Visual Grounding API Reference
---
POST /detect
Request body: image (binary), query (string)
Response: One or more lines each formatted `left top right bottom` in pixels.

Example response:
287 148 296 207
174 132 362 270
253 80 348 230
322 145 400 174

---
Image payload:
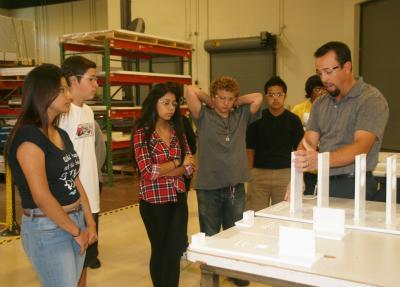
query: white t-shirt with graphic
58 103 100 213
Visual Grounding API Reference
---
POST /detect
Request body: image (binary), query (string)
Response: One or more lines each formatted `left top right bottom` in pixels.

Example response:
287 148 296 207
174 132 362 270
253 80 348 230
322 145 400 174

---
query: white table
188 215 400 287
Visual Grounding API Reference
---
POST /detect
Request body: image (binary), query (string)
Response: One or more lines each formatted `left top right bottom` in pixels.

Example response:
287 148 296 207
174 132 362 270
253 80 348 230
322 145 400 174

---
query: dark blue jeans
196 183 245 236
329 173 378 200
304 172 317 195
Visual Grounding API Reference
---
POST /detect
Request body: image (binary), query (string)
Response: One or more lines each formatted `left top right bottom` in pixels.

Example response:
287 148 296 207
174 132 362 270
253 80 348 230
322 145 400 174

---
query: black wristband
72 228 80 237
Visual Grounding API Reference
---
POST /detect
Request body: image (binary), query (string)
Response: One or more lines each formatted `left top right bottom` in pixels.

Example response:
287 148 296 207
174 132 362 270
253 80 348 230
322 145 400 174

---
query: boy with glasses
59 55 100 287
246 76 304 211
186 76 262 286
287 41 389 200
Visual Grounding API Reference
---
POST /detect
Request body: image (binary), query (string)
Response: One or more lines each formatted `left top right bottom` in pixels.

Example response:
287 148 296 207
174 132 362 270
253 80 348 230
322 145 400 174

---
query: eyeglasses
76 75 98 82
215 95 237 102
159 99 178 108
266 92 285 98
313 87 327 93
316 66 340 77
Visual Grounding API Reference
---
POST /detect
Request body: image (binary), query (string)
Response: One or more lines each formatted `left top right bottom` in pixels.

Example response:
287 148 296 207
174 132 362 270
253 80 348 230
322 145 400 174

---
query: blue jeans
21 209 86 287
196 183 245 236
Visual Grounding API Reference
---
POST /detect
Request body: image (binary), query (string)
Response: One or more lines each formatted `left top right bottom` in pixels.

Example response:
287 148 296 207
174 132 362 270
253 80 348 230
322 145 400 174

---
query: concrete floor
0 174 269 287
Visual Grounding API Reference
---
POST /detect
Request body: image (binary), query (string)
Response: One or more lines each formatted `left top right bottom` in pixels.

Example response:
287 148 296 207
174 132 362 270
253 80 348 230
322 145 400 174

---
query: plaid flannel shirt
133 127 190 204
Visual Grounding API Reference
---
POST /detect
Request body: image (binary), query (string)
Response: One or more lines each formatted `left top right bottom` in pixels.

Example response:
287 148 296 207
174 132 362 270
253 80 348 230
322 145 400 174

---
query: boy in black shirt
246 76 304 211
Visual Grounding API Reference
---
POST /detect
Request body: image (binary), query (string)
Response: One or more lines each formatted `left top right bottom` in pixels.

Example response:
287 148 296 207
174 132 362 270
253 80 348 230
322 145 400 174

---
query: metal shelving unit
0 79 23 236
60 30 192 185
0 80 23 151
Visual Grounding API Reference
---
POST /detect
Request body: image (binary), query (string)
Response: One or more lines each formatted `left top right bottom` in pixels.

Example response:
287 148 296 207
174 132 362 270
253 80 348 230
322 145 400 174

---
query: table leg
201 267 219 287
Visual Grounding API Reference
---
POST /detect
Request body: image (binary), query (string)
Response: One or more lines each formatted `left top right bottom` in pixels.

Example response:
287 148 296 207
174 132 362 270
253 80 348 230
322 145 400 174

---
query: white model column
317 152 330 208
385 155 397 225
290 152 303 213
354 154 367 222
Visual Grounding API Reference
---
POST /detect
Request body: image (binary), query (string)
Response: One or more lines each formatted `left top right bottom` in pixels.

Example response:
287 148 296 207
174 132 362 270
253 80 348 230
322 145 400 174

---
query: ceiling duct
0 0 81 10
204 32 276 53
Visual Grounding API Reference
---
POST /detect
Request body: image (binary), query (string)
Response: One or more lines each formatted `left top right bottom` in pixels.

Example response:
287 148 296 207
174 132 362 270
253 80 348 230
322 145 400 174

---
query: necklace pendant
225 136 230 142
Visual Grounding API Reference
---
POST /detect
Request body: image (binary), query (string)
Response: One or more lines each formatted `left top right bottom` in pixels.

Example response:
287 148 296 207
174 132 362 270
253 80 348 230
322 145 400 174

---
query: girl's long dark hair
132 82 186 164
4 64 63 160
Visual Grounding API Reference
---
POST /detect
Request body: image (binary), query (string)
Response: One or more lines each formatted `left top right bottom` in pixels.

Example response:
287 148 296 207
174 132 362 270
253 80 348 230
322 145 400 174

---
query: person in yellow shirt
292 75 326 194
292 75 326 127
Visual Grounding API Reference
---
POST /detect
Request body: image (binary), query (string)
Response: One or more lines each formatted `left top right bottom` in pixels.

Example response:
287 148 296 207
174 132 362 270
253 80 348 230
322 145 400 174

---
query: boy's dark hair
61 55 96 84
305 75 323 98
314 41 352 67
264 76 287 94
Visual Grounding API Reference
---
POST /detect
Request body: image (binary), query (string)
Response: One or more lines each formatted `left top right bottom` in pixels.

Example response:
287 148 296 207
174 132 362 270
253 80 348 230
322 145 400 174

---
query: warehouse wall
9 0 108 65
1 0 368 107
129 0 367 107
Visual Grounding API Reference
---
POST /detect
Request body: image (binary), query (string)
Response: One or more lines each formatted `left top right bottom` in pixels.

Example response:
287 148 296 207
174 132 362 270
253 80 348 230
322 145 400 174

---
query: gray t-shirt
307 78 389 175
94 121 106 183
193 104 253 189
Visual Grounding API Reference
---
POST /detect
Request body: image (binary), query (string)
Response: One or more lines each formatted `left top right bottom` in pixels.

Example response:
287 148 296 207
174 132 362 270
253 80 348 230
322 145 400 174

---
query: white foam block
317 152 330 208
243 210 255 226
386 155 397 225
191 232 206 247
354 154 367 222
279 225 315 260
235 210 255 227
290 152 303 213
313 207 345 240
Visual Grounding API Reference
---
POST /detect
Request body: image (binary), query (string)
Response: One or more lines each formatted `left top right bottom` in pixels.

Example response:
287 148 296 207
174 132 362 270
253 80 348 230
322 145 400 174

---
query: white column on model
290 152 303 213
354 154 367 222
317 152 330 208
385 155 397 225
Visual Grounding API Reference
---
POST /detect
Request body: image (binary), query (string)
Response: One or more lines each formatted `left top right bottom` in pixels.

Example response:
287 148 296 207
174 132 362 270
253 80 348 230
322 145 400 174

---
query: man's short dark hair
264 76 287 94
314 41 352 67
62 55 96 84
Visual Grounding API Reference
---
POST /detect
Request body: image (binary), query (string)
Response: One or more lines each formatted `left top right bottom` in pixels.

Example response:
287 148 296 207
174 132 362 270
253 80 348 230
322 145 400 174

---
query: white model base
256 197 400 235
191 217 322 268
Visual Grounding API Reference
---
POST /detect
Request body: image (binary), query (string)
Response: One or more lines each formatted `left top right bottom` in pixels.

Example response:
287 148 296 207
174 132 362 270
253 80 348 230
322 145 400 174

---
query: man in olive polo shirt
287 41 389 200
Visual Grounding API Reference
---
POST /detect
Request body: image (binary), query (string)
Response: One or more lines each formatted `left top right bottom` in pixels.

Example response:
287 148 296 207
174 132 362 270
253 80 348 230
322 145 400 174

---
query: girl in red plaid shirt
132 82 195 287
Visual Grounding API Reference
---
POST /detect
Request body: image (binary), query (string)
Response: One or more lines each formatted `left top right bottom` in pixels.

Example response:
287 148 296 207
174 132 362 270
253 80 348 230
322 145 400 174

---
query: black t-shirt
246 109 304 169
182 116 197 155
8 124 80 208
